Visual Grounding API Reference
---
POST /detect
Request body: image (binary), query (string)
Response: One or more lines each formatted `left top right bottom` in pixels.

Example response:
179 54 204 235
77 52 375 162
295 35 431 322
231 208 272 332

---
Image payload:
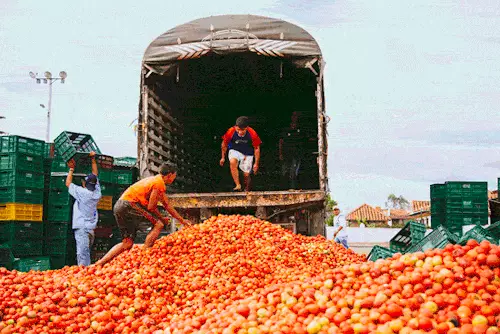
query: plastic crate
460 225 498 245
0 135 45 157
54 131 101 163
0 170 45 189
44 238 68 256
486 221 500 240
45 222 71 240
48 190 72 206
445 213 488 229
0 203 43 221
97 196 113 211
445 181 488 197
98 211 116 227
1 239 43 258
113 184 129 201
99 182 115 196
114 170 135 185
0 221 44 241
430 183 446 199
0 244 14 270
367 245 395 261
445 197 488 214
0 187 44 204
389 221 427 253
113 157 137 168
13 256 51 272
406 225 459 253
47 204 72 222
99 170 114 183
50 255 67 269
0 153 44 171
49 175 84 190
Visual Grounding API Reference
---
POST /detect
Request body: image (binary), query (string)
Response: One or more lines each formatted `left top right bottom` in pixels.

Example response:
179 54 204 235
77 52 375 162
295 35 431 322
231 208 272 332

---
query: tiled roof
382 208 410 219
347 204 388 222
411 200 430 213
489 190 498 200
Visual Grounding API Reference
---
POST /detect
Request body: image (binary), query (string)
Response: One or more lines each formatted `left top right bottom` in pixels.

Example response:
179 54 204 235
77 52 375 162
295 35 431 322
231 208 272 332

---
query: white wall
326 226 400 243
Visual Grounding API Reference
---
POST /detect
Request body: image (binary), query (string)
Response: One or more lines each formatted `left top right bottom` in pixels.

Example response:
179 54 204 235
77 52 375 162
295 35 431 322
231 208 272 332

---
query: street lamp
29 71 67 142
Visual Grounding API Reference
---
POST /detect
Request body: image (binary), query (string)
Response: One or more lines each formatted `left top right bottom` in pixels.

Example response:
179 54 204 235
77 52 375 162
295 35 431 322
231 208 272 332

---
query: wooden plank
148 98 175 133
147 90 181 128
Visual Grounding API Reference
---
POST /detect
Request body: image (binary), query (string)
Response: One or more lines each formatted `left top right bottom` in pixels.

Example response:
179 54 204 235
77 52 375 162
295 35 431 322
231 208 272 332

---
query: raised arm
89 151 98 176
65 159 76 187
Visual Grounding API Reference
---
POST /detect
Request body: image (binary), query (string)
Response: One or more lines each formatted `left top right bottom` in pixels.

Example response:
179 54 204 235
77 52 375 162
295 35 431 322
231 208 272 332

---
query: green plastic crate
99 170 114 183
460 225 498 245
113 157 137 168
113 184 129 201
0 135 45 157
430 184 446 199
0 221 44 242
100 182 116 196
45 222 71 240
445 181 488 197
114 170 134 185
1 239 43 258
47 204 72 222
0 169 45 189
44 238 68 256
98 211 116 227
486 221 500 240
389 221 427 253
51 156 91 174
445 197 488 214
0 244 14 270
50 255 67 269
48 190 72 206
49 175 84 190
54 131 101 163
13 256 51 272
406 225 459 253
0 187 44 204
445 213 488 229
0 153 44 171
367 245 395 261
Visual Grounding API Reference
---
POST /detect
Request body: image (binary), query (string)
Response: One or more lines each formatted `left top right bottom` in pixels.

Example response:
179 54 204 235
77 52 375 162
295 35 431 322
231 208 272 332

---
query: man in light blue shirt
66 151 102 266
333 206 349 249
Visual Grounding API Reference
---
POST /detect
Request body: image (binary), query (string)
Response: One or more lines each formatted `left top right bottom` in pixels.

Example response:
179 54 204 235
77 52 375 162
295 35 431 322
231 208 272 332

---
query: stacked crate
0 136 46 270
430 181 488 237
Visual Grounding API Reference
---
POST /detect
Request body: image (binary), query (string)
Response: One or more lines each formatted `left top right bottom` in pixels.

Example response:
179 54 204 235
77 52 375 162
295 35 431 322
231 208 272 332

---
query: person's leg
241 155 253 191
144 221 165 248
243 173 251 191
75 229 91 266
290 158 301 189
94 238 133 266
230 159 241 190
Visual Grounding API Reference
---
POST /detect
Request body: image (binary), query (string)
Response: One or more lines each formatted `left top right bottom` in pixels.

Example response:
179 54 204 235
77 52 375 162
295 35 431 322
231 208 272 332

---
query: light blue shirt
69 180 102 230
334 214 348 240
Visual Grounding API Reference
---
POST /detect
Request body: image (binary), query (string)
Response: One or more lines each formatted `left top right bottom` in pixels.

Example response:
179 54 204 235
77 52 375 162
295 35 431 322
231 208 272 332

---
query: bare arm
160 193 188 225
65 159 75 187
220 141 228 166
253 146 261 174
90 151 98 176
148 189 160 212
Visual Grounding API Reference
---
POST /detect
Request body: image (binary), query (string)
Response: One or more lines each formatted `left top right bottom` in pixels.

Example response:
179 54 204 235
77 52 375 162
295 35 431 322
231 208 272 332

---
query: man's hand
219 158 225 167
67 159 76 169
253 163 259 174
89 151 96 159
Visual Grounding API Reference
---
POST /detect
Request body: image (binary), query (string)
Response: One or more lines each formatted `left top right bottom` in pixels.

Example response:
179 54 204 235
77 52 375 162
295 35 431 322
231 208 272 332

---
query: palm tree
386 194 410 210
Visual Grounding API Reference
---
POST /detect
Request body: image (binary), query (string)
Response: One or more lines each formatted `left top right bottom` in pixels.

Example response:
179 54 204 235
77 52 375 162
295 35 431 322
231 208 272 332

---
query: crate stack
430 181 488 237
0 135 48 270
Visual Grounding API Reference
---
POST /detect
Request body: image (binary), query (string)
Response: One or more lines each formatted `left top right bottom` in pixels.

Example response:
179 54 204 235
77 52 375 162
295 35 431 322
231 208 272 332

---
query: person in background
95 162 190 266
333 206 349 249
66 151 101 266
220 116 262 191
279 111 305 190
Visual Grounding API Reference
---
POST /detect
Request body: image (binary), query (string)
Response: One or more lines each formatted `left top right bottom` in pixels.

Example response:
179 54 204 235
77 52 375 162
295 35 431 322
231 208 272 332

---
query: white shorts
228 149 254 174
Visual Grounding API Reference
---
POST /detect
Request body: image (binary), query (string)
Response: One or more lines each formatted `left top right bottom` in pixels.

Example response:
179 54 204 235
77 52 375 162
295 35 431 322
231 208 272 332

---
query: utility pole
29 71 67 142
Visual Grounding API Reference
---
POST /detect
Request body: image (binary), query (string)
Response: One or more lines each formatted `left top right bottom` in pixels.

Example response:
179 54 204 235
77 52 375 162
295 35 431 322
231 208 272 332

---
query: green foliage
325 193 337 212
385 194 410 210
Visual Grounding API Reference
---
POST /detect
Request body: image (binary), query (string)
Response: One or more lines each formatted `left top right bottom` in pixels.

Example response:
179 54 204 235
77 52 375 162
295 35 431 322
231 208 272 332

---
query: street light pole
29 71 67 142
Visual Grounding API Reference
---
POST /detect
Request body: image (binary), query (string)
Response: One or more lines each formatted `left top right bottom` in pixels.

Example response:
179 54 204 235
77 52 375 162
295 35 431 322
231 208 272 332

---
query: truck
137 14 329 236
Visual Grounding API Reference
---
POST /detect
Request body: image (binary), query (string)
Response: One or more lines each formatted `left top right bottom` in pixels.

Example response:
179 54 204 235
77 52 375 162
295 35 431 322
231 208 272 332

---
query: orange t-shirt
120 175 166 207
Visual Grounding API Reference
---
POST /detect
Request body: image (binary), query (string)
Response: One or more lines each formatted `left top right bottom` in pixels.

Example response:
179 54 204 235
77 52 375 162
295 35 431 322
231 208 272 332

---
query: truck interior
146 53 320 193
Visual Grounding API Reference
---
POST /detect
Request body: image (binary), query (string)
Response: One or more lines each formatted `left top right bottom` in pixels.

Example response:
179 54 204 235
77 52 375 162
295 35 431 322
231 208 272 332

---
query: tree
385 194 410 210
325 193 338 212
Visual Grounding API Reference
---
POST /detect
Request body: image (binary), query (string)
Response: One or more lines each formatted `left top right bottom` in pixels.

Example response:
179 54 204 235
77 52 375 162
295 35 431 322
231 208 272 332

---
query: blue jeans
74 228 95 266
335 237 349 249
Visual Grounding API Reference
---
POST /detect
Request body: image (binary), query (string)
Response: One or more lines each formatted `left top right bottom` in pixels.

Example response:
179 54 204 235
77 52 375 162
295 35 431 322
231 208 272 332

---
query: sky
1 0 500 212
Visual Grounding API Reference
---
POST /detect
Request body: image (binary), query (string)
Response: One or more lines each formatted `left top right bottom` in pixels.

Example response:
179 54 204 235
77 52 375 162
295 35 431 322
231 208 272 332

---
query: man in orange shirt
95 162 189 266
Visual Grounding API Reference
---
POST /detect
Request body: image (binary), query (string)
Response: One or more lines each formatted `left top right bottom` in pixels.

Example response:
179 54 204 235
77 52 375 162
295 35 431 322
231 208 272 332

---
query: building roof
382 208 410 219
411 200 430 213
347 204 389 222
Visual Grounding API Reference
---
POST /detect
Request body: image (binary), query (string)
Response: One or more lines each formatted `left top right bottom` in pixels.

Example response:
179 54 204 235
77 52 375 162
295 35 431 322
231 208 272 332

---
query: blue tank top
228 131 254 156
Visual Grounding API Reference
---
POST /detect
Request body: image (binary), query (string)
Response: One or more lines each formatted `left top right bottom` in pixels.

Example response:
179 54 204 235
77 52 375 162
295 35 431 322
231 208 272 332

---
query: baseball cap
85 174 97 191
333 206 340 210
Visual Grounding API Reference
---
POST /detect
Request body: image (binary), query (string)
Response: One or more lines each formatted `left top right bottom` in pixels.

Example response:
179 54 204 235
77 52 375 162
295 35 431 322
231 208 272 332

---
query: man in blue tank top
220 116 262 191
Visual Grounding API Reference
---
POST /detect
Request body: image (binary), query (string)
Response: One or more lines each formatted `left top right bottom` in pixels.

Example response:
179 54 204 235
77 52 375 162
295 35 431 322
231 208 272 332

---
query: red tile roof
411 200 430 213
347 204 388 222
382 208 410 219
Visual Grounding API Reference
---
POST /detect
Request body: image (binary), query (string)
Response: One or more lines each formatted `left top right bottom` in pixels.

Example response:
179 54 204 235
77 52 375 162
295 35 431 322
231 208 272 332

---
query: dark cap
85 174 97 191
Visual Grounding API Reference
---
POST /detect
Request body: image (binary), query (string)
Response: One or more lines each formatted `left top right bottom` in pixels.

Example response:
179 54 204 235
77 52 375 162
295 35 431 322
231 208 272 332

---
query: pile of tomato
0 215 499 334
